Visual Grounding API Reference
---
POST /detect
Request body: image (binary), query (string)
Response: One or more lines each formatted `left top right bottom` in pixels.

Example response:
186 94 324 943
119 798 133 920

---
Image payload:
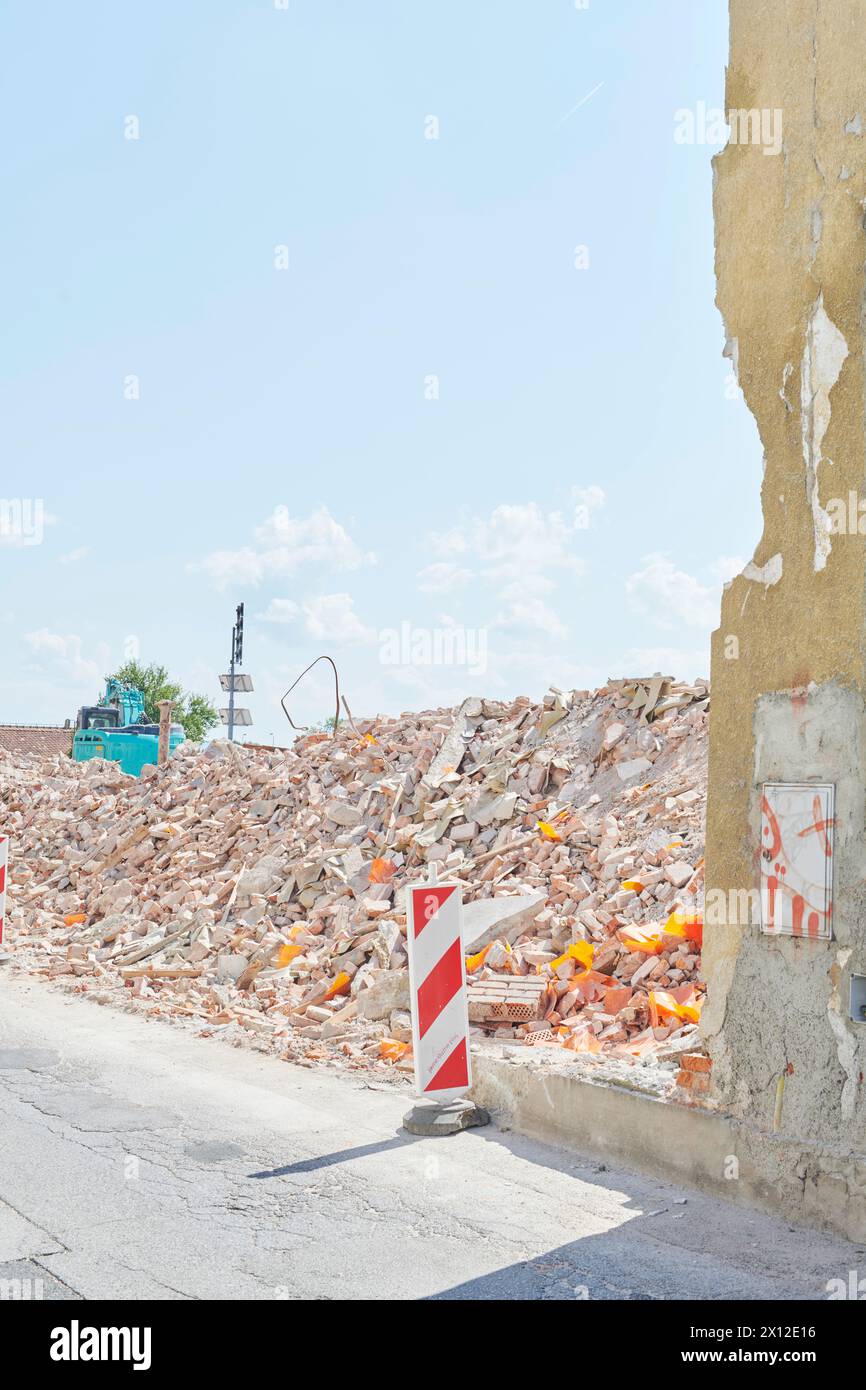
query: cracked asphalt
0 969 862 1301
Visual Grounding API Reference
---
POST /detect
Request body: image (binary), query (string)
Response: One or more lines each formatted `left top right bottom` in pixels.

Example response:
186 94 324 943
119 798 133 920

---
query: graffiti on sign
760 783 834 939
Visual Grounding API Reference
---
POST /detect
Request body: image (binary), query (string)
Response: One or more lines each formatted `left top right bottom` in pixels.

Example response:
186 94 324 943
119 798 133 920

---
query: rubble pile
0 676 708 1082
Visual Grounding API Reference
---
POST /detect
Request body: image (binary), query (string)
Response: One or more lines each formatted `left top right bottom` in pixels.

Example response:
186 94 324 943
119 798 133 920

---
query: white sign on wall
760 783 834 939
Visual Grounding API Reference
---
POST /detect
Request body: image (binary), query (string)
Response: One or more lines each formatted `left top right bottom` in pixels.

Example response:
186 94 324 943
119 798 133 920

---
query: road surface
0 968 860 1300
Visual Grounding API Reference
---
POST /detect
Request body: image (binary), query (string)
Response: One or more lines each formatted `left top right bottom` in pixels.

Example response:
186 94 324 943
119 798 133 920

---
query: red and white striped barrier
406 871 471 1101
0 835 8 946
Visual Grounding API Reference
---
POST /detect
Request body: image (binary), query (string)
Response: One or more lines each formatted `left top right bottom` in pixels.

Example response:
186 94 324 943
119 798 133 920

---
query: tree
105 661 218 744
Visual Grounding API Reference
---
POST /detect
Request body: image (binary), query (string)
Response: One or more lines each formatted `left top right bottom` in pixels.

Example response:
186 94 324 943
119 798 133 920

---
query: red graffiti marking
760 796 782 858
797 795 834 857
766 874 778 929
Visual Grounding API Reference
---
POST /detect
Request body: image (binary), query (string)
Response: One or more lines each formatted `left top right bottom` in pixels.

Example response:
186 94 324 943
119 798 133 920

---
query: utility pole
227 602 243 743
219 603 252 739
227 632 236 743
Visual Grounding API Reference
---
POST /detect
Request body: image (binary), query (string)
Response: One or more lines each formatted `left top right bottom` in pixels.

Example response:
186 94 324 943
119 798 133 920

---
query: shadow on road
248 1133 419 1178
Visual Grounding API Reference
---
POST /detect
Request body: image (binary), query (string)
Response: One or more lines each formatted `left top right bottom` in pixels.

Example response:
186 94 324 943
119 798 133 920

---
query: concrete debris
462 891 547 952
0 677 708 1086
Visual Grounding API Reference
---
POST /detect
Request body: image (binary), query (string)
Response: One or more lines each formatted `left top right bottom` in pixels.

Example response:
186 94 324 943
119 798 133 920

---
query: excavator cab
72 682 185 777
76 706 121 731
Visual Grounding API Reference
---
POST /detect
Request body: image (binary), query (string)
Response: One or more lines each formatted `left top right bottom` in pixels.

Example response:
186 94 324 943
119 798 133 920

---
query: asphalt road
0 968 860 1301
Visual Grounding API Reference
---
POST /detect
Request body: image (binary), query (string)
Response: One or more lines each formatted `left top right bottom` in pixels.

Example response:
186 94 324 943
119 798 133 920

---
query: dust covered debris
1 677 708 1085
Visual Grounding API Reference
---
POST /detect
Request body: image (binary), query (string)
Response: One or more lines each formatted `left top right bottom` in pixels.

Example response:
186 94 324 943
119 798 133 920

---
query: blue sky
1 0 762 739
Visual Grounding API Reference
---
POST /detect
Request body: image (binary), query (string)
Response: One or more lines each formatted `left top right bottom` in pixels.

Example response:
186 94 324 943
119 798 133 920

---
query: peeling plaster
828 949 857 1122
723 334 740 385
779 362 794 412
742 553 783 587
800 295 849 571
706 1 866 1217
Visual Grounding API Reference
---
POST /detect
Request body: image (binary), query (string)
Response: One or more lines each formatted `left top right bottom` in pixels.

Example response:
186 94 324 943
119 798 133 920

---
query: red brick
676 1067 710 1091
680 1052 712 1073
604 985 633 1016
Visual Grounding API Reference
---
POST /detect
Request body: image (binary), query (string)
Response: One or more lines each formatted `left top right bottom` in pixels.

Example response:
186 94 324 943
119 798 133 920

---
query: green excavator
72 679 185 777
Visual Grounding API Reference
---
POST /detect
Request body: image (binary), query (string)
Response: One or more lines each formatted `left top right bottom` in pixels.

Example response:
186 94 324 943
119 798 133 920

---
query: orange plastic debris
664 908 686 937
368 857 397 884
275 942 303 967
665 906 703 947
682 913 703 946
648 989 679 1026
621 879 644 892
63 913 86 926
379 1038 411 1062
536 820 562 842
324 971 351 1000
649 986 703 1026
547 940 595 974
465 943 492 974
671 984 703 1022
619 925 663 954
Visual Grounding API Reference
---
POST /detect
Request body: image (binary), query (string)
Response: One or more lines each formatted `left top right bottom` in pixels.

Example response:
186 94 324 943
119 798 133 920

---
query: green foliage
309 715 338 733
106 661 218 744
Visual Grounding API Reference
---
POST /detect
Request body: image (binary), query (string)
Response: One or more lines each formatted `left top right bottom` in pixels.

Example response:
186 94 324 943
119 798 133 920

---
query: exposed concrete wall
471 1050 866 1241
705 0 866 1164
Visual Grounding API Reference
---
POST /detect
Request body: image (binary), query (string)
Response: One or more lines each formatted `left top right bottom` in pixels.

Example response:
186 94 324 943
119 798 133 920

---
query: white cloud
58 546 91 565
430 501 589 588
23 629 104 689
483 646 605 693
614 644 709 684
708 554 745 585
413 496 601 675
193 506 376 591
416 562 474 594
258 593 374 645
625 553 719 631
498 574 556 598
572 484 606 528
303 593 374 644
492 597 568 641
258 599 300 624
194 546 263 590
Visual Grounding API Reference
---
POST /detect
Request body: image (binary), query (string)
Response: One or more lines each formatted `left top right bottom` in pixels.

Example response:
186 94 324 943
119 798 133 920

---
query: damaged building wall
705 0 866 1163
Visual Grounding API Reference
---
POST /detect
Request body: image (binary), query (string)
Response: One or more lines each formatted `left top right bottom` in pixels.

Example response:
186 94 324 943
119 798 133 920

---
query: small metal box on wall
759 783 835 939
